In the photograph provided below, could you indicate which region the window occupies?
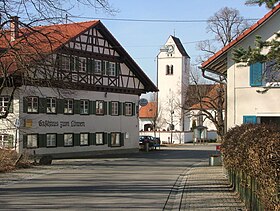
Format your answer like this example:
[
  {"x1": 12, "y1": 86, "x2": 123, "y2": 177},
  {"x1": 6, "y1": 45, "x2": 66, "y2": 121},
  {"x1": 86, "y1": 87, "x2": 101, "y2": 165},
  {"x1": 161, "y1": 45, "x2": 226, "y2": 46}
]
[
  {"x1": 95, "y1": 60, "x2": 102, "y2": 75},
  {"x1": 96, "y1": 133, "x2": 104, "y2": 145},
  {"x1": 0, "y1": 96, "x2": 9, "y2": 114},
  {"x1": 80, "y1": 133, "x2": 89, "y2": 146},
  {"x1": 61, "y1": 54, "x2": 70, "y2": 71},
  {"x1": 250, "y1": 61, "x2": 280, "y2": 87},
  {"x1": 47, "y1": 98, "x2": 56, "y2": 114},
  {"x1": 80, "y1": 100, "x2": 89, "y2": 114},
  {"x1": 27, "y1": 97, "x2": 38, "y2": 113},
  {"x1": 170, "y1": 65, "x2": 174, "y2": 75},
  {"x1": 46, "y1": 134, "x2": 56, "y2": 147},
  {"x1": 27, "y1": 134, "x2": 38, "y2": 148},
  {"x1": 260, "y1": 117, "x2": 280, "y2": 124},
  {"x1": 166, "y1": 65, "x2": 173, "y2": 75},
  {"x1": 264, "y1": 60, "x2": 280, "y2": 86},
  {"x1": 96, "y1": 100, "x2": 104, "y2": 115},
  {"x1": 106, "y1": 62, "x2": 116, "y2": 76},
  {"x1": 0, "y1": 134, "x2": 14, "y2": 149},
  {"x1": 64, "y1": 99, "x2": 73, "y2": 114},
  {"x1": 64, "y1": 134, "x2": 73, "y2": 146},
  {"x1": 125, "y1": 102, "x2": 133, "y2": 116},
  {"x1": 78, "y1": 57, "x2": 87, "y2": 72},
  {"x1": 110, "y1": 132, "x2": 120, "y2": 147},
  {"x1": 166, "y1": 65, "x2": 170, "y2": 75},
  {"x1": 111, "y1": 101, "x2": 118, "y2": 116}
]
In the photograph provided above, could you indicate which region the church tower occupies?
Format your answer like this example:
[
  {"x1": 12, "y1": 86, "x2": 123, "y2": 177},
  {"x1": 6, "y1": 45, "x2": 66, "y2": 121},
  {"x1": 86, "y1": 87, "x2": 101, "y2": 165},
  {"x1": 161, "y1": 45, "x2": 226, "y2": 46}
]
[{"x1": 157, "y1": 36, "x2": 190, "y2": 132}]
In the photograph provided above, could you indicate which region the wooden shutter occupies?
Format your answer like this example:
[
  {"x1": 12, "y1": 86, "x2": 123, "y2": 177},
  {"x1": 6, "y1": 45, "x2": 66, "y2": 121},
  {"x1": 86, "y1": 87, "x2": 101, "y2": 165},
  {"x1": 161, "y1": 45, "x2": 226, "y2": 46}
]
[
  {"x1": 90, "y1": 133, "x2": 96, "y2": 145},
  {"x1": 104, "y1": 101, "x2": 107, "y2": 115},
  {"x1": 8, "y1": 98, "x2": 13, "y2": 113},
  {"x1": 89, "y1": 101, "x2": 93, "y2": 114},
  {"x1": 120, "y1": 133, "x2": 124, "y2": 146},
  {"x1": 109, "y1": 102, "x2": 112, "y2": 115},
  {"x1": 243, "y1": 116, "x2": 257, "y2": 124},
  {"x1": 38, "y1": 134, "x2": 46, "y2": 148},
  {"x1": 57, "y1": 134, "x2": 64, "y2": 147},
  {"x1": 107, "y1": 133, "x2": 111, "y2": 147},
  {"x1": 250, "y1": 63, "x2": 263, "y2": 87},
  {"x1": 74, "y1": 100, "x2": 80, "y2": 114},
  {"x1": 23, "y1": 134, "x2": 27, "y2": 148},
  {"x1": 75, "y1": 56, "x2": 79, "y2": 71},
  {"x1": 116, "y1": 62, "x2": 120, "y2": 76},
  {"x1": 70, "y1": 55, "x2": 74, "y2": 71},
  {"x1": 123, "y1": 102, "x2": 126, "y2": 115},
  {"x1": 74, "y1": 133, "x2": 80, "y2": 146},
  {"x1": 118, "y1": 102, "x2": 122, "y2": 115},
  {"x1": 91, "y1": 101, "x2": 96, "y2": 114},
  {"x1": 104, "y1": 132, "x2": 108, "y2": 145},
  {"x1": 57, "y1": 99, "x2": 64, "y2": 114},
  {"x1": 23, "y1": 97, "x2": 28, "y2": 113},
  {"x1": 102, "y1": 60, "x2": 105, "y2": 75},
  {"x1": 86, "y1": 58, "x2": 91, "y2": 73},
  {"x1": 132, "y1": 103, "x2": 136, "y2": 116},
  {"x1": 39, "y1": 98, "x2": 46, "y2": 113}
]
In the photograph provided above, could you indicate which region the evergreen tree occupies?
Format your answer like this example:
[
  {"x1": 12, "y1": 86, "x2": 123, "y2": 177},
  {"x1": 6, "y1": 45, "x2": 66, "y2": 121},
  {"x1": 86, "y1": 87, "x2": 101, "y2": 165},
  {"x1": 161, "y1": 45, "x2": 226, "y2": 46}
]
[
  {"x1": 245, "y1": 0, "x2": 279, "y2": 8},
  {"x1": 233, "y1": 2, "x2": 280, "y2": 82}
]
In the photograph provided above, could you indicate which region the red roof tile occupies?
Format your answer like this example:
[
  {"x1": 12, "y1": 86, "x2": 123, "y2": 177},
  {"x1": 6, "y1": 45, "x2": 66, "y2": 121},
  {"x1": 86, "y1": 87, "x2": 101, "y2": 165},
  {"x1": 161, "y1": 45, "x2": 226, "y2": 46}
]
[
  {"x1": 139, "y1": 102, "x2": 157, "y2": 118},
  {"x1": 0, "y1": 20, "x2": 99, "y2": 74},
  {"x1": 190, "y1": 84, "x2": 225, "y2": 110},
  {"x1": 1, "y1": 20, "x2": 99, "y2": 52},
  {"x1": 201, "y1": 3, "x2": 280, "y2": 70}
]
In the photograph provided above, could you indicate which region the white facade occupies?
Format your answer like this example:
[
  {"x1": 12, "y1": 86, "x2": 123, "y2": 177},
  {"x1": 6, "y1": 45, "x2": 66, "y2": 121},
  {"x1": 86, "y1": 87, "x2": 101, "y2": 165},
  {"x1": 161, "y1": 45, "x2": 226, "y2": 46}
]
[
  {"x1": 157, "y1": 36, "x2": 190, "y2": 131},
  {"x1": 0, "y1": 86, "x2": 139, "y2": 157},
  {"x1": 0, "y1": 20, "x2": 157, "y2": 159},
  {"x1": 201, "y1": 5, "x2": 280, "y2": 129},
  {"x1": 227, "y1": 12, "x2": 280, "y2": 128}
]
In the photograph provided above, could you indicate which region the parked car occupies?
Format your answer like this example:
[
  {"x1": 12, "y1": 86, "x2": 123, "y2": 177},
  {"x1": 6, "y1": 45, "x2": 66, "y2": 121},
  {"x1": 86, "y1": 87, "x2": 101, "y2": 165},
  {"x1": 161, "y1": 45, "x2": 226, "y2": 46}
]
[{"x1": 139, "y1": 136, "x2": 155, "y2": 150}]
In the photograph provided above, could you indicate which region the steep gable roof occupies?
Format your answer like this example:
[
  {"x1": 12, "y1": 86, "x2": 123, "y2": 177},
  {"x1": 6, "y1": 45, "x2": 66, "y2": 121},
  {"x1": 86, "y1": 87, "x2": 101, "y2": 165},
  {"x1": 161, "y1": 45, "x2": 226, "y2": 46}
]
[
  {"x1": 201, "y1": 3, "x2": 280, "y2": 74},
  {"x1": 0, "y1": 20, "x2": 158, "y2": 92},
  {"x1": 0, "y1": 20, "x2": 99, "y2": 54},
  {"x1": 171, "y1": 36, "x2": 190, "y2": 58}
]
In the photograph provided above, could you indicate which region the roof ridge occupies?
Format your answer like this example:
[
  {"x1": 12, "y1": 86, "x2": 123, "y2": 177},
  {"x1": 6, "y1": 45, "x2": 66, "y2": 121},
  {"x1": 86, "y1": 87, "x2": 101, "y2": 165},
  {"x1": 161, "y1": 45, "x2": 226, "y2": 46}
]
[{"x1": 30, "y1": 20, "x2": 100, "y2": 29}]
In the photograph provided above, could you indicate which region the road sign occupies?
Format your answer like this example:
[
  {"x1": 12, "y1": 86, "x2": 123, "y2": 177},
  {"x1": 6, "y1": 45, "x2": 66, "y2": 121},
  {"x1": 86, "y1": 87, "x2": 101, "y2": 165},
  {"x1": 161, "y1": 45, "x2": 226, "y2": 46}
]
[{"x1": 139, "y1": 98, "x2": 148, "y2": 107}]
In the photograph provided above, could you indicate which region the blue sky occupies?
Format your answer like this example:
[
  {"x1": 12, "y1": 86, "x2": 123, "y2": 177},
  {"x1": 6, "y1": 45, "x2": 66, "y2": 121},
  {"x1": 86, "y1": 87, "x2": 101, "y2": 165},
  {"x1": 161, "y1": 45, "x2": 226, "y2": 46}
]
[{"x1": 70, "y1": 0, "x2": 269, "y2": 83}]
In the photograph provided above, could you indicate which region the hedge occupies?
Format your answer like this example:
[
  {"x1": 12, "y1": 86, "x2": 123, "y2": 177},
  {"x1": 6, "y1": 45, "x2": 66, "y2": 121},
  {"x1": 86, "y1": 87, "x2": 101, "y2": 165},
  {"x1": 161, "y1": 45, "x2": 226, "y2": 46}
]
[{"x1": 221, "y1": 123, "x2": 279, "y2": 211}]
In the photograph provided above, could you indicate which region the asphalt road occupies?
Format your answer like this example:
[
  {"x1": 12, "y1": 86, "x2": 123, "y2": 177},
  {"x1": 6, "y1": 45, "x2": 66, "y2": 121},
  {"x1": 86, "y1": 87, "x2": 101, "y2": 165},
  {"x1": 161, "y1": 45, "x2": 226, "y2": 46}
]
[{"x1": 0, "y1": 144, "x2": 216, "y2": 211}]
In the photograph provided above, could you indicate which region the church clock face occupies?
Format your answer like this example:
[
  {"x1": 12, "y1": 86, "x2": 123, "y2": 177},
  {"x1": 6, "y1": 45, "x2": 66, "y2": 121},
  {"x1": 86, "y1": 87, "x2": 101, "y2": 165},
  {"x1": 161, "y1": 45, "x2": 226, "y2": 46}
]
[{"x1": 166, "y1": 45, "x2": 174, "y2": 53}]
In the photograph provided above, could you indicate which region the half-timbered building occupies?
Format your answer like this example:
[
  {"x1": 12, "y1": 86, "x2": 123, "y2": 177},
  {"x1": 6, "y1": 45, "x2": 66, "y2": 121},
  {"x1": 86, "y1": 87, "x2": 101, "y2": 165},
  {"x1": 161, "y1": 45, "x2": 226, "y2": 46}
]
[{"x1": 0, "y1": 18, "x2": 157, "y2": 162}]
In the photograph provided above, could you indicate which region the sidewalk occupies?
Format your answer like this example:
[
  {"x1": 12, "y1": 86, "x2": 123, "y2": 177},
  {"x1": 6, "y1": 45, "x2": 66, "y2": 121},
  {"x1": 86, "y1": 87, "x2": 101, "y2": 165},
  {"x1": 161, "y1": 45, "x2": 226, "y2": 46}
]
[{"x1": 181, "y1": 160, "x2": 246, "y2": 211}]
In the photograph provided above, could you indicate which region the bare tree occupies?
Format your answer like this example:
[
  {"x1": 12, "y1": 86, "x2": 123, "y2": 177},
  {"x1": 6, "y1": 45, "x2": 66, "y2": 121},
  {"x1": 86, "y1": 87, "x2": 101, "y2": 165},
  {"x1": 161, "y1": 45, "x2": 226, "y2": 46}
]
[
  {"x1": 149, "y1": 103, "x2": 164, "y2": 138},
  {"x1": 184, "y1": 73, "x2": 226, "y2": 141},
  {"x1": 196, "y1": 7, "x2": 250, "y2": 63},
  {"x1": 0, "y1": 0, "x2": 116, "y2": 23},
  {"x1": 0, "y1": 0, "x2": 115, "y2": 119}
]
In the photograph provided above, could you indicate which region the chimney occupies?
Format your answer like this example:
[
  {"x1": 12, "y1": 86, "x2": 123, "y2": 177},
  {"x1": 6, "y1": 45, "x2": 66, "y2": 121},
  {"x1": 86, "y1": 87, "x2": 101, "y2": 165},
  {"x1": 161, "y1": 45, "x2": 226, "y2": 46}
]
[{"x1": 10, "y1": 16, "x2": 19, "y2": 42}]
